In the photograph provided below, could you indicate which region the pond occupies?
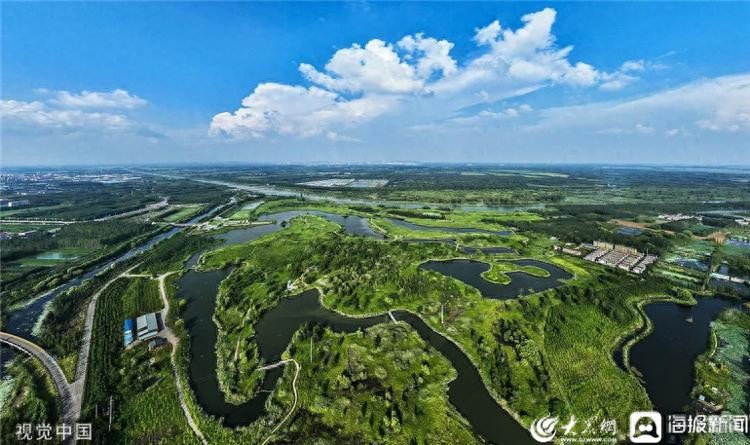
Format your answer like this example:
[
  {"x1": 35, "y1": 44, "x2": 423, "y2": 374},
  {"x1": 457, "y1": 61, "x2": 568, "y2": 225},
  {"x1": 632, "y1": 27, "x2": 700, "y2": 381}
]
[
  {"x1": 420, "y1": 258, "x2": 572, "y2": 299},
  {"x1": 627, "y1": 297, "x2": 734, "y2": 413},
  {"x1": 673, "y1": 258, "x2": 710, "y2": 273},
  {"x1": 617, "y1": 226, "x2": 643, "y2": 236},
  {"x1": 35, "y1": 251, "x2": 81, "y2": 261},
  {"x1": 726, "y1": 238, "x2": 750, "y2": 250},
  {"x1": 213, "y1": 210, "x2": 383, "y2": 245}
]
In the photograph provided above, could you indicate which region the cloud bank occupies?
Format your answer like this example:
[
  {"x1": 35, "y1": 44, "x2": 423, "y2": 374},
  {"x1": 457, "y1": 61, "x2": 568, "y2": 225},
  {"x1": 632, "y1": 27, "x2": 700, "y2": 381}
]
[
  {"x1": 1, "y1": 89, "x2": 146, "y2": 132},
  {"x1": 211, "y1": 8, "x2": 642, "y2": 140}
]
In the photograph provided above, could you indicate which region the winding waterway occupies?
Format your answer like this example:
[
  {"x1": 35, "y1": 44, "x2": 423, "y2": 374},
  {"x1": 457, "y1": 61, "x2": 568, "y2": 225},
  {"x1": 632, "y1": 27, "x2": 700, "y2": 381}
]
[{"x1": 176, "y1": 214, "x2": 535, "y2": 444}]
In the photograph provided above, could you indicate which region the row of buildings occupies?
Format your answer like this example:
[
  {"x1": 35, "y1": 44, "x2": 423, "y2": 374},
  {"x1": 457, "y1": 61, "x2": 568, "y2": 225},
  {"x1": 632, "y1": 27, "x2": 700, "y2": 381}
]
[
  {"x1": 578, "y1": 241, "x2": 658, "y2": 274},
  {"x1": 123, "y1": 312, "x2": 160, "y2": 347}
]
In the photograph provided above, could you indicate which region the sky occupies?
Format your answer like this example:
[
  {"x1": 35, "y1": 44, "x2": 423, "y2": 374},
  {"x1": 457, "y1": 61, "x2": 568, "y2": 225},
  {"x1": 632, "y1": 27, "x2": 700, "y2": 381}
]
[{"x1": 1, "y1": 2, "x2": 749, "y2": 167}]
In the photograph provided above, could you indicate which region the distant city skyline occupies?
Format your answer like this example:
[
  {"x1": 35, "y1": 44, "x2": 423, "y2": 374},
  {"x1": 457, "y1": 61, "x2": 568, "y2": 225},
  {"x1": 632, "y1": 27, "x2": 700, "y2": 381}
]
[{"x1": 2, "y1": 2, "x2": 749, "y2": 166}]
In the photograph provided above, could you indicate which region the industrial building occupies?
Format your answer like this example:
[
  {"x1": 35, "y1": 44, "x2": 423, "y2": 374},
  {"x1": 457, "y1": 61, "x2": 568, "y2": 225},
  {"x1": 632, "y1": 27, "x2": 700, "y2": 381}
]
[
  {"x1": 136, "y1": 313, "x2": 159, "y2": 341},
  {"x1": 577, "y1": 241, "x2": 657, "y2": 274}
]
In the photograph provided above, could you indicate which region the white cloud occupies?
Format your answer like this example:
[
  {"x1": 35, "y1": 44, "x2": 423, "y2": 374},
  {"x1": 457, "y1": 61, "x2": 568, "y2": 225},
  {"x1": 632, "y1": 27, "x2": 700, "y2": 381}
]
[
  {"x1": 1, "y1": 88, "x2": 152, "y2": 136},
  {"x1": 448, "y1": 103, "x2": 534, "y2": 126},
  {"x1": 530, "y1": 73, "x2": 750, "y2": 134},
  {"x1": 620, "y1": 60, "x2": 646, "y2": 72},
  {"x1": 50, "y1": 89, "x2": 147, "y2": 109},
  {"x1": 1, "y1": 99, "x2": 132, "y2": 130},
  {"x1": 210, "y1": 82, "x2": 395, "y2": 139},
  {"x1": 397, "y1": 33, "x2": 457, "y2": 79},
  {"x1": 211, "y1": 8, "x2": 644, "y2": 140},
  {"x1": 437, "y1": 8, "x2": 603, "y2": 93},
  {"x1": 663, "y1": 128, "x2": 691, "y2": 137},
  {"x1": 635, "y1": 123, "x2": 655, "y2": 134},
  {"x1": 299, "y1": 39, "x2": 427, "y2": 95}
]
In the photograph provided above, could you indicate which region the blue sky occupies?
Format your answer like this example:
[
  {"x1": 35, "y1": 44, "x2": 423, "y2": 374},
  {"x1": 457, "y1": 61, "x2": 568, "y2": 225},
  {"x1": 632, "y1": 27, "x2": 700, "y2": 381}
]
[{"x1": 2, "y1": 2, "x2": 749, "y2": 166}]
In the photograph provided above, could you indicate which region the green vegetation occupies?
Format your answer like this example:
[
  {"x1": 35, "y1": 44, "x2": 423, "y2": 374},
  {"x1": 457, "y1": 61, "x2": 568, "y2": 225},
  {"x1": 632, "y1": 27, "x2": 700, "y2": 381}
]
[
  {"x1": 134, "y1": 233, "x2": 216, "y2": 276},
  {"x1": 198, "y1": 210, "x2": 674, "y2": 437},
  {"x1": 1, "y1": 220, "x2": 161, "y2": 309},
  {"x1": 161, "y1": 205, "x2": 204, "y2": 223},
  {"x1": 481, "y1": 262, "x2": 549, "y2": 285},
  {"x1": 121, "y1": 277, "x2": 162, "y2": 319},
  {"x1": 6, "y1": 165, "x2": 750, "y2": 444},
  {"x1": 115, "y1": 344, "x2": 200, "y2": 445},
  {"x1": 690, "y1": 308, "x2": 750, "y2": 445},
  {"x1": 0, "y1": 355, "x2": 60, "y2": 444},
  {"x1": 83, "y1": 278, "x2": 127, "y2": 421},
  {"x1": 279, "y1": 323, "x2": 478, "y2": 444}
]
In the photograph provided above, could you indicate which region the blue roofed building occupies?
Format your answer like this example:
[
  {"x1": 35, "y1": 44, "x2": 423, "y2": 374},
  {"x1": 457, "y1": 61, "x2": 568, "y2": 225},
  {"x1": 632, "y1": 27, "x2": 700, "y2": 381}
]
[{"x1": 123, "y1": 319, "x2": 135, "y2": 346}]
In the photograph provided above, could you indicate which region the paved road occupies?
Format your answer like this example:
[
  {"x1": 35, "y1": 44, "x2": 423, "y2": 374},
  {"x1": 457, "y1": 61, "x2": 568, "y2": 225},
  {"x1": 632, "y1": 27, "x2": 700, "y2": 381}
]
[
  {"x1": 0, "y1": 219, "x2": 77, "y2": 225},
  {"x1": 93, "y1": 198, "x2": 169, "y2": 222},
  {"x1": 0, "y1": 332, "x2": 78, "y2": 429}
]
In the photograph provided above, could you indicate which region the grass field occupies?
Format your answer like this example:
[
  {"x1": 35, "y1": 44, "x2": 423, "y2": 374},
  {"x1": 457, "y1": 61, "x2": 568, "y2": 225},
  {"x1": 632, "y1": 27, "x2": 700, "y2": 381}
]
[
  {"x1": 0, "y1": 355, "x2": 60, "y2": 444},
  {"x1": 0, "y1": 222, "x2": 64, "y2": 232},
  {"x1": 116, "y1": 344, "x2": 201, "y2": 445},
  {"x1": 162, "y1": 205, "x2": 203, "y2": 223},
  {"x1": 121, "y1": 277, "x2": 162, "y2": 319}
]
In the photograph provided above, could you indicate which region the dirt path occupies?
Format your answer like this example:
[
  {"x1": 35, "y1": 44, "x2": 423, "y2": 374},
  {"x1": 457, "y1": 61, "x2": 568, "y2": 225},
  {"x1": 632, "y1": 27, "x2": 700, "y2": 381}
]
[
  {"x1": 259, "y1": 359, "x2": 301, "y2": 445},
  {"x1": 158, "y1": 272, "x2": 208, "y2": 445}
]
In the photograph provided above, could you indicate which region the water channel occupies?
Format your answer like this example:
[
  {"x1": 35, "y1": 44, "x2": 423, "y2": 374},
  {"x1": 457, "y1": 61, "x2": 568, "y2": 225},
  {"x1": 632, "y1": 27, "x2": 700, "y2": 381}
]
[
  {"x1": 6, "y1": 196, "x2": 735, "y2": 444},
  {"x1": 3, "y1": 202, "x2": 227, "y2": 339}
]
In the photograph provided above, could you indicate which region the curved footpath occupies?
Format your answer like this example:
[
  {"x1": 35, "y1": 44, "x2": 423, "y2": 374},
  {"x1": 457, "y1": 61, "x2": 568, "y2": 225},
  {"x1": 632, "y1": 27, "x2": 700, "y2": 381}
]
[{"x1": 258, "y1": 359, "x2": 301, "y2": 445}]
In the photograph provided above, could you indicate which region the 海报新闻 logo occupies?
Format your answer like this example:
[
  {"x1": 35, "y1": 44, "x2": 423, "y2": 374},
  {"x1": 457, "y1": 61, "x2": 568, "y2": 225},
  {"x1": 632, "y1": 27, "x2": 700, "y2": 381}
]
[{"x1": 629, "y1": 411, "x2": 662, "y2": 443}]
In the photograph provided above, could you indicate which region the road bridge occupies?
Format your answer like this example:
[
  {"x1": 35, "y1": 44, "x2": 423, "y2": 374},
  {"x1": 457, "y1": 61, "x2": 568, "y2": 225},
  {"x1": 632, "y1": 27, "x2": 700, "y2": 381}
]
[{"x1": 0, "y1": 332, "x2": 79, "y2": 428}]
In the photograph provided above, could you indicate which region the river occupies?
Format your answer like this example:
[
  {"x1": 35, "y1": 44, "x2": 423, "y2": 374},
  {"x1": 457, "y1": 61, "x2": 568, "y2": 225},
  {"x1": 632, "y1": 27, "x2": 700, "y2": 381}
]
[{"x1": 176, "y1": 213, "x2": 535, "y2": 444}]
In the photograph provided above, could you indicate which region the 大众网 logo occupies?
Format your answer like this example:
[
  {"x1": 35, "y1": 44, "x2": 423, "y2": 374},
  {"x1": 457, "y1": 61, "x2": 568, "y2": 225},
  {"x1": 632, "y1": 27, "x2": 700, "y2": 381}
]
[{"x1": 530, "y1": 415, "x2": 559, "y2": 442}]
